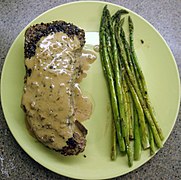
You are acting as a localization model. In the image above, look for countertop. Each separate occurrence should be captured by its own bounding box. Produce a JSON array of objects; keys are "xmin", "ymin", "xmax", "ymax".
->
[{"xmin": 0, "ymin": 0, "xmax": 180, "ymax": 179}]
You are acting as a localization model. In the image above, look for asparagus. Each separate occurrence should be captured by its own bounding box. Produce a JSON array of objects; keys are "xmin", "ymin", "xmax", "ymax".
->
[
  {"xmin": 128, "ymin": 16, "xmax": 164, "ymax": 141},
  {"xmin": 105, "ymin": 7, "xmax": 127, "ymax": 152},
  {"xmin": 148, "ymin": 125, "xmax": 156, "ymax": 155},
  {"xmin": 124, "ymin": 73, "xmax": 150, "ymax": 149},
  {"xmin": 114, "ymin": 18, "xmax": 135, "ymax": 140},
  {"xmin": 118, "ymin": 24, "xmax": 140, "ymax": 140},
  {"xmin": 115, "ymin": 20, "xmax": 150, "ymax": 150},
  {"xmin": 122, "ymin": 72, "xmax": 130, "ymax": 139},
  {"xmin": 118, "ymin": 23, "xmax": 162, "ymax": 148},
  {"xmin": 122, "ymin": 74, "xmax": 133, "ymax": 167},
  {"xmin": 99, "ymin": 6, "xmax": 125, "ymax": 152},
  {"xmin": 105, "ymin": 8, "xmax": 123, "ymax": 118},
  {"xmin": 99, "ymin": 6, "xmax": 164, "ymax": 167},
  {"xmin": 103, "ymin": 7, "xmax": 133, "ymax": 165},
  {"xmin": 122, "ymin": 72, "xmax": 135, "ymax": 140},
  {"xmin": 114, "ymin": 18, "xmax": 128, "ymax": 139},
  {"xmin": 119, "ymin": 25, "xmax": 137, "ymax": 80},
  {"xmin": 111, "ymin": 121, "xmax": 117, "ymax": 160},
  {"xmin": 105, "ymin": 26, "xmax": 114, "ymax": 69},
  {"xmin": 134, "ymin": 108, "xmax": 142, "ymax": 160},
  {"xmin": 128, "ymin": 92, "xmax": 134, "ymax": 140},
  {"xmin": 111, "ymin": 9, "xmax": 129, "ymax": 22},
  {"xmin": 132, "ymin": 59, "xmax": 145, "ymax": 94}
]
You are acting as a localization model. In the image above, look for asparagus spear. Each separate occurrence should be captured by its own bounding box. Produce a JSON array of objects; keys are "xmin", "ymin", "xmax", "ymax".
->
[
  {"xmin": 111, "ymin": 121, "xmax": 117, "ymax": 160},
  {"xmin": 115, "ymin": 20, "xmax": 150, "ymax": 150},
  {"xmin": 124, "ymin": 73, "xmax": 150, "ymax": 149},
  {"xmin": 99, "ymin": 6, "xmax": 125, "ymax": 152},
  {"xmin": 128, "ymin": 92, "xmax": 134, "ymax": 140},
  {"xmin": 122, "ymin": 72, "xmax": 130, "ymax": 139},
  {"xmin": 118, "ymin": 23, "xmax": 139, "ymax": 140},
  {"xmin": 123, "ymin": 47, "xmax": 162, "ymax": 149},
  {"xmin": 114, "ymin": 18, "xmax": 128, "ymax": 139},
  {"xmin": 111, "ymin": 9, "xmax": 129, "ymax": 22},
  {"xmin": 105, "ymin": 7, "xmax": 128, "ymax": 152},
  {"xmin": 105, "ymin": 26, "xmax": 114, "ymax": 69},
  {"xmin": 122, "ymin": 72, "xmax": 135, "ymax": 140},
  {"xmin": 105, "ymin": 8, "xmax": 123, "ymax": 118},
  {"xmin": 118, "ymin": 23, "xmax": 162, "ymax": 148},
  {"xmin": 134, "ymin": 108, "xmax": 142, "ymax": 160},
  {"xmin": 148, "ymin": 125, "xmax": 156, "ymax": 155},
  {"xmin": 99, "ymin": 6, "xmax": 164, "ymax": 167},
  {"xmin": 128, "ymin": 16, "xmax": 164, "ymax": 141},
  {"xmin": 119, "ymin": 25, "xmax": 137, "ymax": 80},
  {"xmin": 122, "ymin": 74, "xmax": 133, "ymax": 167}
]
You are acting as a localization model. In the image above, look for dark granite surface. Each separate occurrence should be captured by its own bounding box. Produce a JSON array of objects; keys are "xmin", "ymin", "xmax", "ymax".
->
[{"xmin": 0, "ymin": 0, "xmax": 180, "ymax": 179}]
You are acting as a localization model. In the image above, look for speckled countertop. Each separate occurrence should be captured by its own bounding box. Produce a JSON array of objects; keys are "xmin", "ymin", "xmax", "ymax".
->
[{"xmin": 0, "ymin": 0, "xmax": 180, "ymax": 179}]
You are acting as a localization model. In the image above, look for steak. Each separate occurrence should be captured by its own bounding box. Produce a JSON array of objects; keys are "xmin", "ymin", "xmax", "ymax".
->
[{"xmin": 21, "ymin": 21, "xmax": 95, "ymax": 155}]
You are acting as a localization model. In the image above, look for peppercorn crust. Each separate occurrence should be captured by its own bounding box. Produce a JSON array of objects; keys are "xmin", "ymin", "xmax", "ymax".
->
[{"xmin": 24, "ymin": 21, "xmax": 85, "ymax": 59}]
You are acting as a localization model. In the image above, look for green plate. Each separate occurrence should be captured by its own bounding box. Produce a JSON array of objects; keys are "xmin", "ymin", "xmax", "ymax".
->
[{"xmin": 1, "ymin": 1, "xmax": 180, "ymax": 179}]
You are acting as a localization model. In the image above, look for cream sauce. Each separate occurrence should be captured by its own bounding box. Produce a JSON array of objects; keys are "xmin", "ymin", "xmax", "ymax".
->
[
  {"xmin": 22, "ymin": 32, "xmax": 96, "ymax": 150},
  {"xmin": 93, "ymin": 45, "xmax": 99, "ymax": 52}
]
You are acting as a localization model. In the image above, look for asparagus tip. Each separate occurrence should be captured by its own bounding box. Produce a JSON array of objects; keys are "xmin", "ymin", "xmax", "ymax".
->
[
  {"xmin": 128, "ymin": 16, "xmax": 134, "ymax": 30},
  {"xmin": 120, "ymin": 17, "xmax": 125, "ymax": 26}
]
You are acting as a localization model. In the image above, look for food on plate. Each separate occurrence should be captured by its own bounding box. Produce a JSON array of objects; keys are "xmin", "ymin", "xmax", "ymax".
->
[
  {"xmin": 21, "ymin": 21, "xmax": 96, "ymax": 155},
  {"xmin": 99, "ymin": 6, "xmax": 164, "ymax": 166}
]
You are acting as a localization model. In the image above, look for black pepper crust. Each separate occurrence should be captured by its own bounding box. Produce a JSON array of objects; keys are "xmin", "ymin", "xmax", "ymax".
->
[{"xmin": 24, "ymin": 20, "xmax": 85, "ymax": 59}]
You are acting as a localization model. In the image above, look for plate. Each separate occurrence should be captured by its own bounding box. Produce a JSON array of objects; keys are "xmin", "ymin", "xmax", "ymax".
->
[{"xmin": 1, "ymin": 1, "xmax": 180, "ymax": 179}]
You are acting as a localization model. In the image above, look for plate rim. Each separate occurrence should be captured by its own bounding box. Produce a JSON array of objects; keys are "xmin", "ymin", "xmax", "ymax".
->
[{"xmin": 1, "ymin": 1, "xmax": 180, "ymax": 179}]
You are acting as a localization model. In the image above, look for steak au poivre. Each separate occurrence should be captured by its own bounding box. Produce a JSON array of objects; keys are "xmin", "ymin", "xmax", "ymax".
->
[{"xmin": 21, "ymin": 21, "xmax": 96, "ymax": 155}]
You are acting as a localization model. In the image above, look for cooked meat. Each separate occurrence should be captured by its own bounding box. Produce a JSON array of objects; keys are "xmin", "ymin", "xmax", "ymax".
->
[
  {"xmin": 24, "ymin": 21, "xmax": 85, "ymax": 59},
  {"xmin": 21, "ymin": 21, "xmax": 96, "ymax": 155}
]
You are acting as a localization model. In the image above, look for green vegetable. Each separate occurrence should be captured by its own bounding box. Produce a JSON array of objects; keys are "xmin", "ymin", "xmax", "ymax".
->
[
  {"xmin": 122, "ymin": 74, "xmax": 133, "ymax": 167},
  {"xmin": 99, "ymin": 6, "xmax": 163, "ymax": 167},
  {"xmin": 111, "ymin": 121, "xmax": 117, "ymax": 160},
  {"xmin": 99, "ymin": 6, "xmax": 125, "ymax": 154},
  {"xmin": 115, "ymin": 19, "xmax": 150, "ymax": 150},
  {"xmin": 128, "ymin": 16, "xmax": 164, "ymax": 141},
  {"xmin": 134, "ymin": 108, "xmax": 142, "ymax": 160}
]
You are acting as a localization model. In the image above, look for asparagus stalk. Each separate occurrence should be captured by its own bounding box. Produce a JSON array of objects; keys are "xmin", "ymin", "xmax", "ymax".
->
[
  {"xmin": 118, "ymin": 24, "xmax": 162, "ymax": 148},
  {"xmin": 99, "ymin": 6, "xmax": 164, "ymax": 167},
  {"xmin": 105, "ymin": 8, "xmax": 123, "ymax": 116},
  {"xmin": 99, "ymin": 6, "xmax": 125, "ymax": 152},
  {"xmin": 105, "ymin": 26, "xmax": 114, "ymax": 69},
  {"xmin": 124, "ymin": 73, "xmax": 150, "ymax": 149},
  {"xmin": 111, "ymin": 121, "xmax": 117, "ymax": 160},
  {"xmin": 122, "ymin": 72, "xmax": 130, "ymax": 139},
  {"xmin": 128, "ymin": 16, "xmax": 164, "ymax": 141},
  {"xmin": 122, "ymin": 73, "xmax": 134, "ymax": 140},
  {"xmin": 128, "ymin": 92, "xmax": 134, "ymax": 140},
  {"xmin": 148, "ymin": 125, "xmax": 156, "ymax": 155},
  {"xmin": 114, "ymin": 18, "xmax": 135, "ymax": 140},
  {"xmin": 115, "ymin": 20, "xmax": 150, "ymax": 149},
  {"xmin": 111, "ymin": 9, "xmax": 129, "ymax": 22},
  {"xmin": 132, "ymin": 59, "xmax": 145, "ymax": 94},
  {"xmin": 114, "ymin": 18, "xmax": 128, "ymax": 139},
  {"xmin": 134, "ymin": 108, "xmax": 142, "ymax": 160},
  {"xmin": 118, "ymin": 24, "xmax": 139, "ymax": 140},
  {"xmin": 105, "ymin": 8, "xmax": 128, "ymax": 152},
  {"xmin": 122, "ymin": 74, "xmax": 133, "ymax": 167},
  {"xmin": 119, "ymin": 26, "xmax": 137, "ymax": 80}
]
